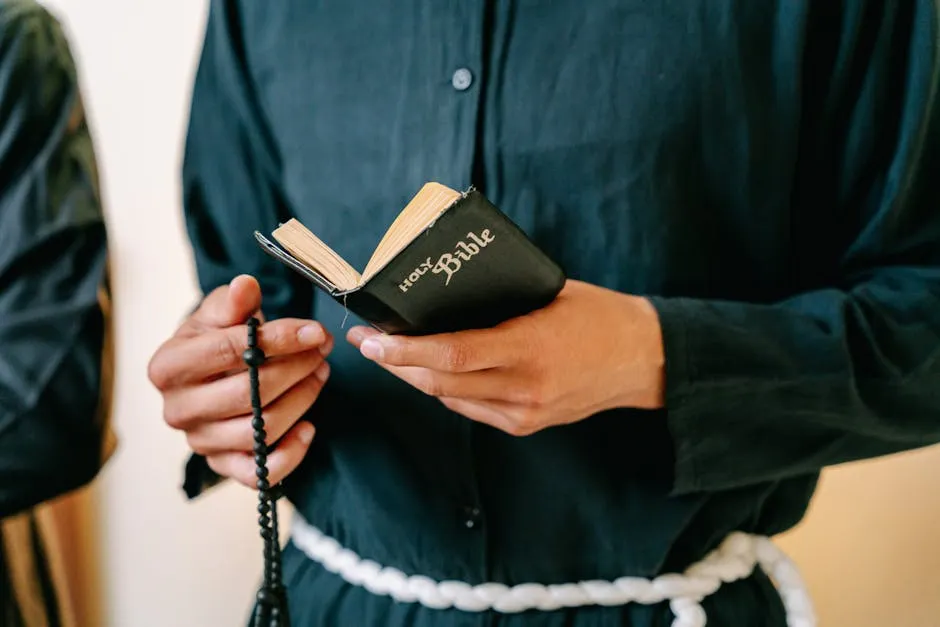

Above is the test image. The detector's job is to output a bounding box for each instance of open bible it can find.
[254,183,565,335]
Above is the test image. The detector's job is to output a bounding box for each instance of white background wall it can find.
[40,2,273,626]
[39,2,940,626]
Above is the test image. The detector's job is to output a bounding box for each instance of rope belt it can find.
[290,513,817,627]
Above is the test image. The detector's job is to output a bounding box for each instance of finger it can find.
[347,325,516,372]
[438,397,517,433]
[191,275,263,330]
[150,318,330,389]
[206,421,315,489]
[373,363,509,401]
[214,327,334,380]
[185,371,328,455]
[164,351,328,429]
[440,397,543,437]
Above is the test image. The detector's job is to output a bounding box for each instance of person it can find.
[149,1,940,625]
[0,2,116,626]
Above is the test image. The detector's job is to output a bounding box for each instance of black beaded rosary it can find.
[244,316,291,626]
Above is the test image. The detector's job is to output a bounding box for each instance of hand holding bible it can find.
[347,280,665,436]
[148,275,332,487]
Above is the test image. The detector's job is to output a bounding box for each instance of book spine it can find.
[335,289,415,335]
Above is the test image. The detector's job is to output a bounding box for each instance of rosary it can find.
[244,316,291,626]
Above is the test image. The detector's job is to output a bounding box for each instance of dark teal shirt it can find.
[181,1,940,625]
[0,1,109,519]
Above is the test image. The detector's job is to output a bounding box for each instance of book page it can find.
[360,182,462,283]
[271,220,362,291]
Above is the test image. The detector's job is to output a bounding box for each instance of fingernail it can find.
[347,327,365,344]
[319,335,334,357]
[298,324,324,345]
[299,424,315,445]
[229,274,252,290]
[315,361,330,382]
[360,337,386,361]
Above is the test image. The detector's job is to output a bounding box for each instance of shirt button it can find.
[461,506,482,529]
[451,68,473,91]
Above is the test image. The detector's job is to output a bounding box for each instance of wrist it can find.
[611,294,666,410]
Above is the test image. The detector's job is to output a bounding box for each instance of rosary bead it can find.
[246,316,288,625]
[243,346,267,367]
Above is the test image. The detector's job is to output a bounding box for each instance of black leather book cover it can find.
[255,189,566,335]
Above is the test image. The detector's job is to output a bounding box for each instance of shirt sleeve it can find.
[179,0,312,499]
[182,0,310,316]
[650,2,940,496]
[0,3,114,517]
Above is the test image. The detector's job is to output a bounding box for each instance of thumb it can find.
[192,274,263,330]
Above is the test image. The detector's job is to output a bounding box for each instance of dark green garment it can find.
[181,1,940,625]
[0,2,110,625]
[0,0,109,527]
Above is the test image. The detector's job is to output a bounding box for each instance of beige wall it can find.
[41,1,940,625]
[41,2,274,625]
[778,449,940,626]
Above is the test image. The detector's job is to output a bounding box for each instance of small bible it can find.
[255,182,566,335]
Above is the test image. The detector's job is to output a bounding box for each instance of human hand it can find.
[148,275,332,488]
[346,280,664,436]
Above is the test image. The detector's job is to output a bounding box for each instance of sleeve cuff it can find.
[645,295,705,496]
[646,294,831,496]
[182,453,225,499]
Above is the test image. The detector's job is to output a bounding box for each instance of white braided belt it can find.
[290,513,816,627]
